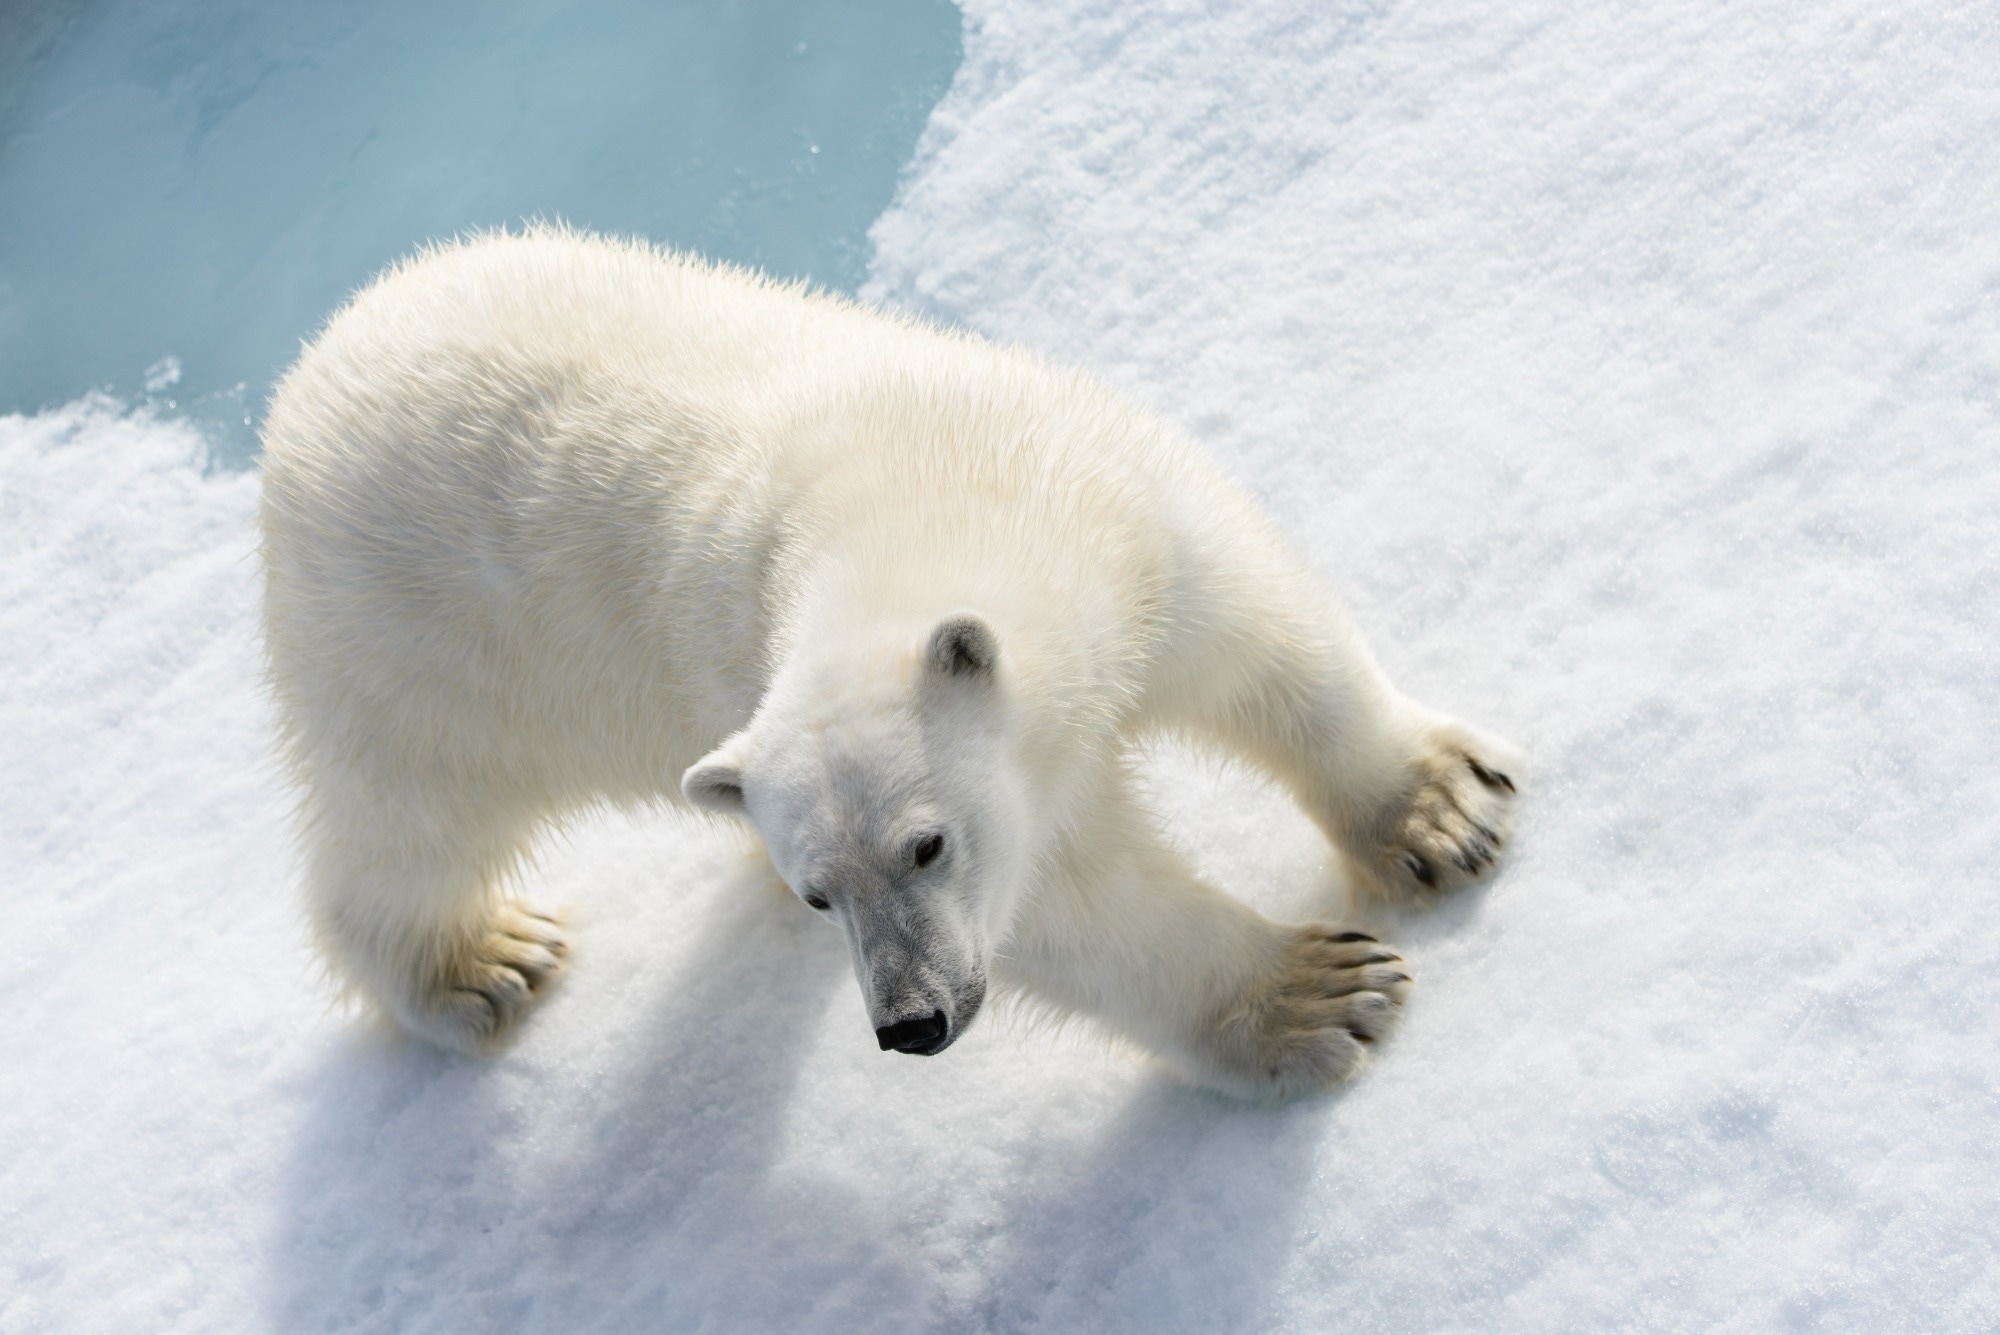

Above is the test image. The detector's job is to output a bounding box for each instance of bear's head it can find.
[680,612,1030,1057]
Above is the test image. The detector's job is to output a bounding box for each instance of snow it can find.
[5,0,1999,1330]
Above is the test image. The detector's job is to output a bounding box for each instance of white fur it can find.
[260,226,1521,1099]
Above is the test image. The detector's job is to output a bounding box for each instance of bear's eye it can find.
[803,894,831,911]
[912,833,945,869]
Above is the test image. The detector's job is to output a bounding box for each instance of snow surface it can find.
[6,1,1999,1330]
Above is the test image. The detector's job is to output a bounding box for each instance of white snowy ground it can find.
[4,1,1997,1330]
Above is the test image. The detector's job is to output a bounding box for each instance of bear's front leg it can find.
[1146,530,1523,905]
[298,784,570,1053]
[996,785,1409,1101]
[1152,564,1523,904]
[313,860,572,1053]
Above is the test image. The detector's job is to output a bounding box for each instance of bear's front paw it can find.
[1362,726,1520,903]
[1203,925,1410,1101]
[400,905,570,1053]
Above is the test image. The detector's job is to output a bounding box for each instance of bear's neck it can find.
[771,546,1145,791]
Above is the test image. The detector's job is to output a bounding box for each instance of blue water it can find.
[0,0,961,464]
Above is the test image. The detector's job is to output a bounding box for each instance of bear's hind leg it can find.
[301,789,569,1053]
[998,779,1408,1101]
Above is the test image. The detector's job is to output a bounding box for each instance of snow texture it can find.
[5,1,1998,1330]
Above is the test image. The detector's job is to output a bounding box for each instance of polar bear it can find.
[259,227,1519,1100]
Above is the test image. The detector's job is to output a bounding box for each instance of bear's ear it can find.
[925,612,999,680]
[681,739,749,815]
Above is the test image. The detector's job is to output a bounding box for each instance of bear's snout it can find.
[875,1010,949,1055]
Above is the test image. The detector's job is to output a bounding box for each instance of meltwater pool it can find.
[0,0,961,464]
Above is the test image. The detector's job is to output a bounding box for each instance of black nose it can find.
[875,1010,948,1055]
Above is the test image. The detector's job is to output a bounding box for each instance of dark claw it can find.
[1349,1030,1375,1045]
[1404,853,1438,888]
[1333,931,1376,943]
[1390,973,1412,984]
[453,986,504,1018]
[1361,953,1399,966]
[1467,758,1516,794]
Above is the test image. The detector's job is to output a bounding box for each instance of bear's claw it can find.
[401,904,570,1053]
[1366,727,1522,903]
[1207,924,1412,1100]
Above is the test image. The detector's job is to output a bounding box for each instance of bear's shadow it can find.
[956,1075,1337,1333]
[265,834,1469,1330]
[265,845,940,1330]
[953,861,1450,1331]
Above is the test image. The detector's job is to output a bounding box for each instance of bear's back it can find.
[258,230,887,785]
[263,228,893,495]
[257,227,1243,798]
